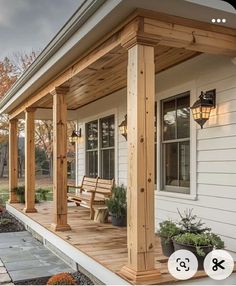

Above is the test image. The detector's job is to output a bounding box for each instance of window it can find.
[100,116,115,179]
[86,115,115,179]
[86,120,98,178]
[161,92,190,193]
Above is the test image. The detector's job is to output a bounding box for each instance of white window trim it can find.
[156,81,197,201]
[78,108,118,181]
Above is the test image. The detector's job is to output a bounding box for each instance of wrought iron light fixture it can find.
[69,128,82,144]
[191,89,216,129]
[119,114,127,140]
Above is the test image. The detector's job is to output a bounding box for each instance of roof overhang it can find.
[0,0,235,115]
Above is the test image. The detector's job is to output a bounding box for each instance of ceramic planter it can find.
[160,236,175,257]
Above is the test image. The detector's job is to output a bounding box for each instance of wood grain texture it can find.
[124,44,157,275]
[23,109,37,213]
[9,119,18,203]
[10,202,233,285]
[8,10,236,119]
[51,88,71,231]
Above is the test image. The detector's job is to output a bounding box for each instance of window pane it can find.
[86,151,98,178]
[179,141,190,188]
[177,95,190,138]
[86,121,98,150]
[101,149,114,179]
[100,116,115,148]
[165,143,178,186]
[163,99,176,140]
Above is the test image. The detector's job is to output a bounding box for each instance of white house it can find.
[0,0,236,284]
[75,53,236,255]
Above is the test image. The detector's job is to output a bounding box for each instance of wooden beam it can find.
[24,108,37,213]
[138,9,236,37]
[120,44,160,284]
[8,15,142,120]
[9,119,19,203]
[9,35,123,120]
[51,87,71,231]
[8,10,236,119]
[143,17,236,56]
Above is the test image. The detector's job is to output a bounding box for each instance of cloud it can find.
[0,0,82,59]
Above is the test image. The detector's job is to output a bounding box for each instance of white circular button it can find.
[204,250,234,280]
[168,250,198,280]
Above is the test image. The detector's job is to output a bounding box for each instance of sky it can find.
[0,0,83,60]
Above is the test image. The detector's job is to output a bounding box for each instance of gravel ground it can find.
[15,272,93,285]
[0,211,25,233]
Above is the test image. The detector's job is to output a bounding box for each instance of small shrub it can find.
[13,186,25,203]
[178,209,211,234]
[36,188,50,201]
[47,273,76,285]
[158,220,182,243]
[13,186,40,203]
[106,185,127,218]
[174,232,224,256]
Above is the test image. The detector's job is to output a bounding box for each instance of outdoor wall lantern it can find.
[191,89,216,129]
[69,128,82,144]
[119,114,127,140]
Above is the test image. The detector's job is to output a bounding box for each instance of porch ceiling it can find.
[32,45,199,111]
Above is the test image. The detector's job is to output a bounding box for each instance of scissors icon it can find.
[176,258,190,271]
[212,258,225,271]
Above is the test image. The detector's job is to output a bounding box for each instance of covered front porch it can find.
[7,201,210,285]
[6,8,236,285]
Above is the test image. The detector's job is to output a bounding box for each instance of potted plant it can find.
[158,220,182,257]
[173,232,224,270]
[178,209,211,234]
[106,185,127,227]
[172,209,224,269]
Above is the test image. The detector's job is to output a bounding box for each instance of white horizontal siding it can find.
[156,54,236,254]
[74,54,236,254]
[198,184,236,199]
[197,124,236,140]
[197,161,236,173]
[198,136,236,150]
[198,149,236,161]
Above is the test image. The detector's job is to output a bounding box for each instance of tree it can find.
[35,120,76,177]
[0,57,17,99]
[0,51,38,177]
[0,51,76,179]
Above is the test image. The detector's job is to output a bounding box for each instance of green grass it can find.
[0,177,54,205]
[0,176,74,205]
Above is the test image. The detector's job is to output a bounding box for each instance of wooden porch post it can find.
[24,108,37,213]
[9,119,19,203]
[51,87,71,231]
[120,43,161,284]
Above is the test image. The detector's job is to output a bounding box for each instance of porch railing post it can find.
[51,87,71,231]
[24,107,37,213]
[9,118,19,203]
[120,42,161,284]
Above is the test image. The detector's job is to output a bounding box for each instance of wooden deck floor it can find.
[10,202,231,284]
